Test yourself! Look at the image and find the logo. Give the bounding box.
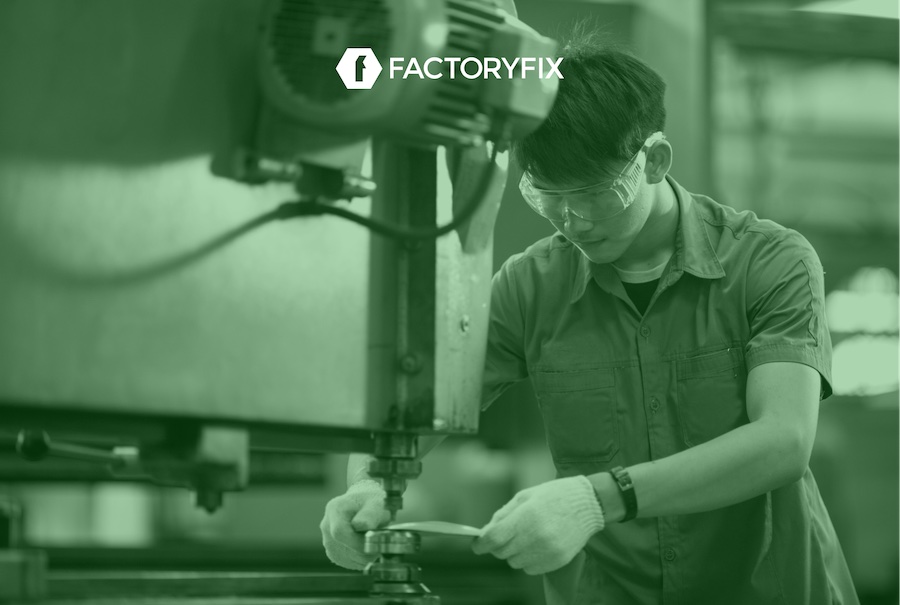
[336,48,562,90]
[336,48,383,90]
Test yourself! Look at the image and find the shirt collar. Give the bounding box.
[570,175,725,303]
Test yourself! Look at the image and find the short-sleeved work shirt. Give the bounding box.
[483,176,858,605]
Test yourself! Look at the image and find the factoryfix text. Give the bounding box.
[336,48,562,90]
[389,56,563,80]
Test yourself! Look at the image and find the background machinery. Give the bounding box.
[0,0,559,602]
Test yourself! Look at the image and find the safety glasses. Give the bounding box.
[519,131,666,222]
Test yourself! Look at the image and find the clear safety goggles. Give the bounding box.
[519,131,666,222]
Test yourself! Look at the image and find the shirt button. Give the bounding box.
[639,326,651,337]
[650,397,660,411]
[664,548,676,561]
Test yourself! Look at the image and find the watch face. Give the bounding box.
[611,467,638,521]
[612,466,633,488]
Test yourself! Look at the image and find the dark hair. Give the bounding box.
[513,27,667,185]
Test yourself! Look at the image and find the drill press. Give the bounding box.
[365,433,422,523]
[361,433,440,601]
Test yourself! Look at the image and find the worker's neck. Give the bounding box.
[615,179,679,272]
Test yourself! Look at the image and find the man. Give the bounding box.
[320,33,858,604]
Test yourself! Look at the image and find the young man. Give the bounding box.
[321,35,858,605]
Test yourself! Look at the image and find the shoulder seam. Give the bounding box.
[701,215,792,244]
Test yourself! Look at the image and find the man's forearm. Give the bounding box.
[345,435,449,489]
[591,419,807,522]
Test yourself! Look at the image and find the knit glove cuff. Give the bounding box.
[347,478,385,496]
[571,475,606,535]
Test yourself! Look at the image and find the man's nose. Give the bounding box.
[563,210,594,235]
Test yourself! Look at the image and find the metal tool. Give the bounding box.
[365,434,422,522]
[364,530,438,602]
[15,427,248,514]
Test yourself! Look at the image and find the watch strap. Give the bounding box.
[610,466,638,522]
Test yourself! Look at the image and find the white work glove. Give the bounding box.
[320,479,391,570]
[471,476,605,576]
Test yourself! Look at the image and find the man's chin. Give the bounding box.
[575,241,621,265]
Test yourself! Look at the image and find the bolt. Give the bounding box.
[459,315,470,333]
[195,490,223,514]
[342,175,377,198]
[398,354,422,375]
[16,430,50,462]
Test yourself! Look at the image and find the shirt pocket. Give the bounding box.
[675,347,748,447]
[532,368,619,464]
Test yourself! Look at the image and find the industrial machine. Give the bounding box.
[0,0,558,602]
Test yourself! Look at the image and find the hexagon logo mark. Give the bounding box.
[336,48,383,90]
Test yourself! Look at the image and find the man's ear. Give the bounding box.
[645,140,672,185]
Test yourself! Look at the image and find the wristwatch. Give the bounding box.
[610,466,638,522]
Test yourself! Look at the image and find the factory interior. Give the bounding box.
[0,0,897,604]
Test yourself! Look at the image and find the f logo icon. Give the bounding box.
[336,48,383,90]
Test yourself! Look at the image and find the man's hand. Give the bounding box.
[471,475,605,575]
[319,479,391,570]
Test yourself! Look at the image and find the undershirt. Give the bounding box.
[612,256,671,315]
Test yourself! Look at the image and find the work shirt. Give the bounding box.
[482,176,858,605]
